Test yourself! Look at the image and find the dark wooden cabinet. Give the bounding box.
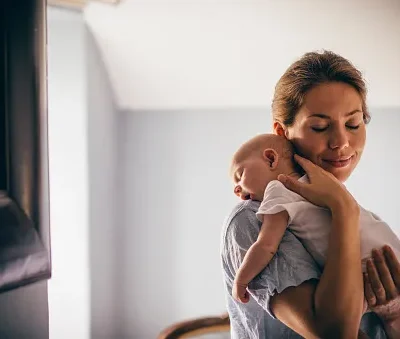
[0,0,51,293]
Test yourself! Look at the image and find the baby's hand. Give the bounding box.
[232,281,250,303]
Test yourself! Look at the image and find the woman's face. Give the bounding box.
[274,82,366,182]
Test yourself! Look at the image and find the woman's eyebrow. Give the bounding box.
[308,109,363,119]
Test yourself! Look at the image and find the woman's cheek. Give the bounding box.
[354,126,367,151]
[293,132,315,154]
[288,125,321,160]
[297,137,322,163]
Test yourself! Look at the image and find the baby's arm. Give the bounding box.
[232,210,289,303]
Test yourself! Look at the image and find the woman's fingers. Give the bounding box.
[293,154,316,175]
[383,245,400,289]
[293,154,336,184]
[372,248,398,299]
[277,174,307,197]
[366,258,387,304]
[364,272,377,307]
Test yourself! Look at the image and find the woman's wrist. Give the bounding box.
[382,317,400,339]
[329,194,359,219]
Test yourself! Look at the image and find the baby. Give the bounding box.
[230,133,400,305]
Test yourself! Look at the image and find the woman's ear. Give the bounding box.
[263,149,279,170]
[273,121,289,138]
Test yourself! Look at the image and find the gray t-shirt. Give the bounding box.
[221,200,387,338]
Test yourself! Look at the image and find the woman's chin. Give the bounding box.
[322,165,353,182]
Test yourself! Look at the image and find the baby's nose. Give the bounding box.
[234,186,249,200]
[234,185,242,196]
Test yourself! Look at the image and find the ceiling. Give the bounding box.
[84,0,400,110]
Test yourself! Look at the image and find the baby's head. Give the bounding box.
[230,134,296,201]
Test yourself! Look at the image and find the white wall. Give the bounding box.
[47,8,90,339]
[86,26,119,339]
[85,0,400,110]
[117,107,400,338]
[47,8,118,339]
[346,108,400,229]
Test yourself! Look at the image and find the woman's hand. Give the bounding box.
[364,246,400,328]
[279,154,364,337]
[278,154,358,212]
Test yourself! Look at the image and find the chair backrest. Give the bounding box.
[158,313,230,339]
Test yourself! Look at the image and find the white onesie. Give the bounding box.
[256,176,400,271]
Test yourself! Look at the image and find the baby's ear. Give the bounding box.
[263,149,279,169]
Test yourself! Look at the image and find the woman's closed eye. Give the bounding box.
[311,126,328,132]
[346,124,361,130]
[311,124,361,132]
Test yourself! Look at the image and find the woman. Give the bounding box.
[221,51,400,338]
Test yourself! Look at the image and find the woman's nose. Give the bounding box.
[328,127,349,150]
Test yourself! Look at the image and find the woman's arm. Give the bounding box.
[270,280,369,339]
[275,155,364,338]
[313,200,363,337]
[270,203,363,338]
[233,211,288,302]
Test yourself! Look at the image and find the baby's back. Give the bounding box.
[358,207,400,269]
[258,178,400,270]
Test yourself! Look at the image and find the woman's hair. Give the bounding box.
[272,50,370,126]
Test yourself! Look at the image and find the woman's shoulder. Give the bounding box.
[221,199,304,251]
[224,200,259,224]
[221,200,261,246]
[223,199,260,230]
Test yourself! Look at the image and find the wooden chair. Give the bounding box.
[158,312,230,339]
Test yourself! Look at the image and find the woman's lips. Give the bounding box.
[322,156,353,168]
